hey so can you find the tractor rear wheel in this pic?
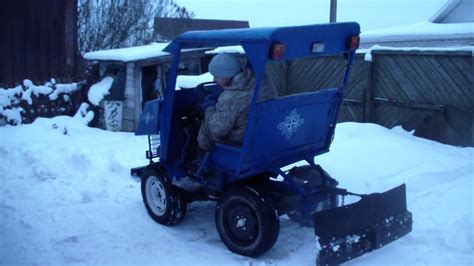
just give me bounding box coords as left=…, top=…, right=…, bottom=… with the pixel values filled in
left=215, top=186, right=279, bottom=257
left=141, top=169, right=187, bottom=225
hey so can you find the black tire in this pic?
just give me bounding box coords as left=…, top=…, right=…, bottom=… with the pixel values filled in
left=287, top=166, right=339, bottom=223
left=215, top=186, right=279, bottom=257
left=141, top=169, right=187, bottom=225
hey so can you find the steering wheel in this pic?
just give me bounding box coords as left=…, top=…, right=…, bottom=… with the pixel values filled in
left=193, top=82, right=220, bottom=100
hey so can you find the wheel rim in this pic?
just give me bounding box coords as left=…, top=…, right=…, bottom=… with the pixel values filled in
left=145, top=175, right=167, bottom=216
left=224, top=204, right=258, bottom=246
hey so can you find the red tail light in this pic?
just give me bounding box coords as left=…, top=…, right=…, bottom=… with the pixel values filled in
left=270, top=43, right=286, bottom=60
left=349, top=36, right=360, bottom=51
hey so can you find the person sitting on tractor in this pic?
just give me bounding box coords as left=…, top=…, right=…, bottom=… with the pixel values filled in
left=197, top=53, right=278, bottom=151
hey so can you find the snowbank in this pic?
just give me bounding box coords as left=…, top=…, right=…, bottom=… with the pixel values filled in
left=0, top=118, right=472, bottom=265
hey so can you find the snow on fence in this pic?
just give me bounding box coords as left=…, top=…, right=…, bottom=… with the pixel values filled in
left=266, top=49, right=473, bottom=146
left=0, top=79, right=84, bottom=126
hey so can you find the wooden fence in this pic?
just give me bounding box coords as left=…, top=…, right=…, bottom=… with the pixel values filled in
left=267, top=50, right=473, bottom=146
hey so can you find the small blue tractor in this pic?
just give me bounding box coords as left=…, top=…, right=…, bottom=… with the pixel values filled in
left=132, top=22, right=412, bottom=265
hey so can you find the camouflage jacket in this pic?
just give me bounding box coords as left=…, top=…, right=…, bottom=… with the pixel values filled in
left=197, top=69, right=278, bottom=150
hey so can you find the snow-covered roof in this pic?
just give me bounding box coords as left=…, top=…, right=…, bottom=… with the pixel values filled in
left=360, top=0, right=474, bottom=46
left=83, top=43, right=170, bottom=62
left=361, top=21, right=474, bottom=42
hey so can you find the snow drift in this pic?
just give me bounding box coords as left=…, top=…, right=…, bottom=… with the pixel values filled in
left=0, top=117, right=472, bottom=265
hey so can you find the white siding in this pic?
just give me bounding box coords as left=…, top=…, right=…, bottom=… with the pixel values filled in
left=442, top=0, right=474, bottom=23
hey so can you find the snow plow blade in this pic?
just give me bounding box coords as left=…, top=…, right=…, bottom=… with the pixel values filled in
left=313, top=184, right=412, bottom=265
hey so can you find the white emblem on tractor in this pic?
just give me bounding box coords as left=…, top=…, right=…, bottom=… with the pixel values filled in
left=277, top=109, right=305, bottom=140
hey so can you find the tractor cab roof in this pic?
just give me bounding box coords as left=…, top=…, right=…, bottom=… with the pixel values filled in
left=164, top=22, right=360, bottom=72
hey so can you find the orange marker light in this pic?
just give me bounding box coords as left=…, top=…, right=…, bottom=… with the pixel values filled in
left=271, top=43, right=286, bottom=60
left=349, top=36, right=360, bottom=51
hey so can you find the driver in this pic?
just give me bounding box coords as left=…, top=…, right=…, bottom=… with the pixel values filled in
left=197, top=53, right=278, bottom=151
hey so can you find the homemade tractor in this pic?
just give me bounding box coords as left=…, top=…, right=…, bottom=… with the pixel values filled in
left=132, top=23, right=412, bottom=265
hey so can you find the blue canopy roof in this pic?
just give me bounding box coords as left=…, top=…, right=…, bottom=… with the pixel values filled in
left=163, top=22, right=360, bottom=59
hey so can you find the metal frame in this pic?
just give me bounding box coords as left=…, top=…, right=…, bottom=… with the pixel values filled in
left=136, top=22, right=361, bottom=221
left=133, top=23, right=414, bottom=264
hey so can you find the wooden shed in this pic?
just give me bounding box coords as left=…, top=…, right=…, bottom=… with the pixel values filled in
left=84, top=43, right=209, bottom=132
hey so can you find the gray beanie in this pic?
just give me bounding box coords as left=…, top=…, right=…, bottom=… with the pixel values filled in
left=209, top=53, right=242, bottom=78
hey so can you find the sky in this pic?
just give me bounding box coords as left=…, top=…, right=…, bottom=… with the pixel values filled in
left=176, top=0, right=448, bottom=32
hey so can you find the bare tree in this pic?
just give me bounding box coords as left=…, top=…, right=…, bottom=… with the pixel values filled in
left=78, top=0, right=194, bottom=54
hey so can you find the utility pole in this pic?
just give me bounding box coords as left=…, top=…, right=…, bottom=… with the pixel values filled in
left=330, top=0, right=337, bottom=22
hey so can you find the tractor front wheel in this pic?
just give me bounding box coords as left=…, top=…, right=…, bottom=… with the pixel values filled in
left=215, top=186, right=279, bottom=257
left=141, top=169, right=187, bottom=225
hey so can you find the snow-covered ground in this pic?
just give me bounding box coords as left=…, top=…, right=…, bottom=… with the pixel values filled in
left=0, top=116, right=472, bottom=265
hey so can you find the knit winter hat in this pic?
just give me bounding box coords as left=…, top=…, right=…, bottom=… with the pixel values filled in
left=208, top=53, right=242, bottom=78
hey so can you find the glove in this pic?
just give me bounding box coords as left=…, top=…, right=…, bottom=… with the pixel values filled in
left=203, top=98, right=217, bottom=110
left=203, top=87, right=223, bottom=110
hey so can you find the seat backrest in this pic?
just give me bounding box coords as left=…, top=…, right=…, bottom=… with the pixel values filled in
left=238, top=88, right=343, bottom=176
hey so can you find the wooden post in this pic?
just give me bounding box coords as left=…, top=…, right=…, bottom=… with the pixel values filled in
left=330, top=0, right=337, bottom=22
left=364, top=58, right=375, bottom=123
left=285, top=61, right=291, bottom=96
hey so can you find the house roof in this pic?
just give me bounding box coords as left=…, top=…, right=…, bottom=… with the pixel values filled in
left=430, top=0, right=474, bottom=23
left=154, top=18, right=249, bottom=41
left=361, top=22, right=474, bottom=41
left=361, top=0, right=474, bottom=47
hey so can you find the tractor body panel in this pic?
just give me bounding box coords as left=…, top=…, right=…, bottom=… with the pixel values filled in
left=133, top=22, right=412, bottom=265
